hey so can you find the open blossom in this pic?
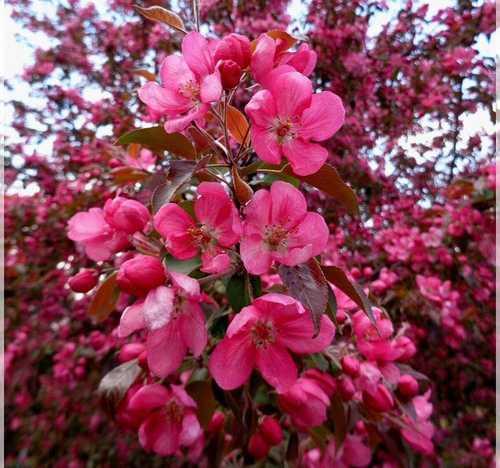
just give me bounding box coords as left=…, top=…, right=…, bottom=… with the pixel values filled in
left=401, top=390, right=435, bottom=456
left=209, top=293, right=335, bottom=391
left=127, top=383, right=202, bottom=456
left=154, top=182, right=241, bottom=274
left=278, top=369, right=336, bottom=430
left=241, top=181, right=329, bottom=275
left=138, top=32, right=222, bottom=133
left=251, top=34, right=317, bottom=86
left=245, top=70, right=345, bottom=175
left=67, top=207, right=128, bottom=261
left=118, top=272, right=207, bottom=378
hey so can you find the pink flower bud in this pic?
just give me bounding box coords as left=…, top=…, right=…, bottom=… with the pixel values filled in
left=363, top=384, right=394, bottom=412
left=207, top=411, right=225, bottom=433
left=394, top=336, right=417, bottom=361
left=218, top=59, right=243, bottom=89
left=398, top=374, right=419, bottom=398
left=104, top=197, right=149, bottom=234
left=338, top=376, right=356, bottom=401
left=248, top=432, right=270, bottom=459
left=214, top=33, right=251, bottom=68
left=341, top=355, right=360, bottom=377
left=118, top=343, right=146, bottom=363
left=260, top=416, right=283, bottom=446
left=117, top=255, right=166, bottom=296
left=68, top=268, right=99, bottom=293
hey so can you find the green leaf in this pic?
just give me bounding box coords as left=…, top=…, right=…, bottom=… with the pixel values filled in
left=226, top=273, right=251, bottom=312
left=88, top=272, right=119, bottom=323
left=278, top=259, right=329, bottom=336
left=97, top=360, right=142, bottom=415
left=164, top=255, right=201, bottom=274
left=116, top=126, right=196, bottom=159
left=321, top=265, right=376, bottom=327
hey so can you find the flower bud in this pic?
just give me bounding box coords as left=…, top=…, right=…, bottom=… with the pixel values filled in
left=341, top=355, right=360, bottom=377
left=398, top=374, right=419, bottom=398
left=260, top=416, right=283, bottom=446
left=363, top=384, right=394, bottom=412
left=338, top=376, right=356, bottom=401
left=68, top=268, right=99, bottom=293
left=119, top=343, right=146, bottom=363
left=248, top=432, right=270, bottom=459
left=104, top=197, right=150, bottom=234
left=214, top=33, right=251, bottom=68
left=207, top=411, right=225, bottom=433
left=394, top=336, right=417, bottom=361
left=117, top=255, right=166, bottom=296
left=218, top=60, right=243, bottom=89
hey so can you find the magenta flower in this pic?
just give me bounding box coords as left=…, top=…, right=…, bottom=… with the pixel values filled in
left=128, top=383, right=202, bottom=456
left=67, top=207, right=128, bottom=261
left=138, top=32, right=222, bottom=133
left=103, top=196, right=150, bottom=235
left=245, top=70, right=345, bottom=175
left=240, top=181, right=329, bottom=275
left=209, top=293, right=335, bottom=392
left=154, top=182, right=241, bottom=274
left=118, top=271, right=207, bottom=378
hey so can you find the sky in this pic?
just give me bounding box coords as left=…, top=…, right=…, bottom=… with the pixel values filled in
left=1, top=0, right=498, bottom=195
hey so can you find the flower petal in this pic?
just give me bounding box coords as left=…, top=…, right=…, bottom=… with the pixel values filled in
left=170, top=271, right=200, bottom=297
left=139, top=411, right=181, bottom=456
left=179, top=302, right=207, bottom=356
left=245, top=89, right=277, bottom=128
left=164, top=104, right=209, bottom=133
left=299, top=91, right=345, bottom=141
left=287, top=212, right=329, bottom=257
left=119, top=300, right=145, bottom=337
left=250, top=34, right=276, bottom=83
left=278, top=314, right=335, bottom=354
left=182, top=32, right=214, bottom=78
left=250, top=126, right=282, bottom=166
left=256, top=344, right=297, bottom=392
left=143, top=286, right=175, bottom=331
left=128, top=383, right=170, bottom=413
left=160, top=54, right=196, bottom=90
left=180, top=412, right=202, bottom=446
left=240, top=234, right=272, bottom=275
left=138, top=81, right=189, bottom=114
left=282, top=138, right=328, bottom=176
left=268, top=71, right=312, bottom=118
left=147, top=323, right=186, bottom=378
left=209, top=332, right=256, bottom=390
left=270, top=180, right=307, bottom=229
left=200, top=72, right=222, bottom=103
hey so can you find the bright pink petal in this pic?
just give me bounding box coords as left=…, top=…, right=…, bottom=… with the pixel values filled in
left=245, top=89, right=277, bottom=128
left=179, top=302, right=207, bottom=356
left=273, top=243, right=313, bottom=267
left=143, top=286, right=175, bottom=331
left=251, top=126, right=282, bottom=165
left=67, top=208, right=110, bottom=242
left=209, top=332, right=256, bottom=390
left=278, top=314, right=335, bottom=354
left=180, top=413, right=202, bottom=446
left=84, top=239, right=115, bottom=262
left=139, top=411, right=181, bottom=456
left=287, top=212, right=329, bottom=257
left=119, top=300, right=145, bottom=337
left=282, top=138, right=328, bottom=176
left=164, top=104, right=209, bottom=133
left=226, top=305, right=260, bottom=337
left=138, top=81, right=189, bottom=114
left=201, top=251, right=232, bottom=274
left=299, top=91, right=345, bottom=141
left=342, top=435, right=372, bottom=467
left=240, top=235, right=272, bottom=275
left=159, top=54, right=196, bottom=90
left=182, top=32, right=214, bottom=78
left=244, top=188, right=272, bottom=228
left=268, top=71, right=312, bottom=118
left=250, top=34, right=276, bottom=83
left=280, top=43, right=317, bottom=76
left=256, top=344, right=297, bottom=392
left=170, top=271, right=200, bottom=297
left=128, top=383, right=170, bottom=413
left=171, top=384, right=197, bottom=408
left=270, top=180, right=307, bottom=229
left=200, top=72, right=222, bottom=103
left=147, top=323, right=186, bottom=378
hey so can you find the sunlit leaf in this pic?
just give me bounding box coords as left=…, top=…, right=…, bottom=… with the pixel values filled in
left=227, top=105, right=249, bottom=144
left=134, top=5, right=186, bottom=32
left=132, top=68, right=156, bottom=81
left=110, top=167, right=148, bottom=185
left=88, top=272, right=119, bottom=322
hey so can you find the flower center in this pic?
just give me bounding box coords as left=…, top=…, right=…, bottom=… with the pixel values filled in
left=179, top=80, right=200, bottom=101
left=188, top=225, right=213, bottom=247
left=164, top=400, right=183, bottom=423
left=264, top=224, right=288, bottom=251
left=272, top=118, right=297, bottom=144
left=251, top=320, right=276, bottom=348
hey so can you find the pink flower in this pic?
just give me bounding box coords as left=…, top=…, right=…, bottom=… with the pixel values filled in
left=401, top=390, right=435, bottom=456
left=245, top=70, right=344, bottom=175
left=240, top=181, right=329, bottom=275
left=103, top=197, right=150, bottom=235
left=209, top=293, right=335, bottom=391
left=138, top=32, right=222, bottom=133
left=278, top=370, right=336, bottom=430
left=116, top=254, right=167, bottom=297
left=118, top=272, right=207, bottom=378
left=68, top=268, right=99, bottom=293
left=128, top=383, right=202, bottom=456
left=214, top=33, right=251, bottom=89
left=123, top=148, right=156, bottom=171
left=154, top=182, right=241, bottom=274
left=67, top=207, right=128, bottom=261
left=251, top=34, right=317, bottom=86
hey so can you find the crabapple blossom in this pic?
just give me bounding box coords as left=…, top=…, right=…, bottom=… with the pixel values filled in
left=138, top=32, right=222, bottom=133
left=67, top=269, right=99, bottom=293
left=154, top=182, right=241, bottom=274
left=209, top=293, right=335, bottom=391
left=103, top=197, right=150, bottom=235
left=214, top=33, right=251, bottom=89
left=245, top=70, right=345, bottom=175
left=240, top=181, right=329, bottom=274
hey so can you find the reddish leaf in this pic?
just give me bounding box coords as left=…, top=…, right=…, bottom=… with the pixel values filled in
left=88, top=272, right=119, bottom=322
left=117, top=126, right=196, bottom=159
left=185, top=380, right=217, bottom=429
left=251, top=30, right=298, bottom=52
left=286, top=164, right=359, bottom=216
left=227, top=105, right=249, bottom=144
left=321, top=265, right=376, bottom=326
left=132, top=68, right=156, bottom=81
left=231, top=166, right=253, bottom=204
left=97, top=360, right=142, bottom=415
left=329, top=395, right=347, bottom=446
left=134, top=5, right=186, bottom=32
left=278, top=258, right=329, bottom=335
left=110, top=167, right=148, bottom=185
